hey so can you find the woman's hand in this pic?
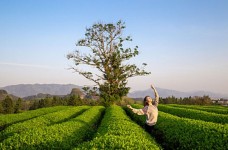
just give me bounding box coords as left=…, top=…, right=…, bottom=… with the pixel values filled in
left=151, top=84, right=155, bottom=89
left=127, top=105, right=133, bottom=110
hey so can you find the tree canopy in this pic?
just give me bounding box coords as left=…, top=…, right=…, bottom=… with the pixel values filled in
left=67, top=20, right=150, bottom=105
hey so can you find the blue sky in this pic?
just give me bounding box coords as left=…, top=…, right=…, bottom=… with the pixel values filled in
left=0, top=0, right=228, bottom=94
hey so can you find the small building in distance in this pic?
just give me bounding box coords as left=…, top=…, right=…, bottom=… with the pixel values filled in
left=212, top=98, right=228, bottom=106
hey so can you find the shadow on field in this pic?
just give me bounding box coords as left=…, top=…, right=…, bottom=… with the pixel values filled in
left=0, top=108, right=88, bottom=142
left=12, top=109, right=105, bottom=149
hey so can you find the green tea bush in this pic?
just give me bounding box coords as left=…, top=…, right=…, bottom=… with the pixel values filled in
left=0, top=106, right=105, bottom=150
left=0, top=106, right=90, bottom=140
left=158, top=104, right=228, bottom=124
left=0, top=106, right=68, bottom=130
left=128, top=104, right=228, bottom=150
left=75, top=105, right=161, bottom=150
left=168, top=104, right=228, bottom=114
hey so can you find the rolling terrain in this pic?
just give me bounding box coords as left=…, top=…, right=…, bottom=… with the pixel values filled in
left=1, top=84, right=227, bottom=99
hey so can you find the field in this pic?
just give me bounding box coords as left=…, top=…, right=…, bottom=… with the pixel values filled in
left=0, top=104, right=227, bottom=149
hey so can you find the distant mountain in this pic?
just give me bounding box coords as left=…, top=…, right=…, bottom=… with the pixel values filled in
left=0, top=90, right=19, bottom=101
left=1, top=84, right=82, bottom=98
left=1, top=84, right=227, bottom=99
left=23, top=93, right=54, bottom=100
left=23, top=88, right=85, bottom=100
left=127, top=87, right=228, bottom=99
left=128, top=88, right=187, bottom=99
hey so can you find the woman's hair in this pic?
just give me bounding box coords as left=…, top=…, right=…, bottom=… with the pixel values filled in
left=143, top=96, right=150, bottom=106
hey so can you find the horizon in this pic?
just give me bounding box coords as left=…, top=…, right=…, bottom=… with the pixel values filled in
left=1, top=83, right=227, bottom=96
left=0, top=0, right=228, bottom=94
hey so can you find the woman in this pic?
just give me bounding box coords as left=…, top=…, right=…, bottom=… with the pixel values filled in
left=127, top=84, right=159, bottom=133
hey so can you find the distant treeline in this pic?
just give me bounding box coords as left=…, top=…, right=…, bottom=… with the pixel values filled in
left=0, top=95, right=220, bottom=114
left=0, top=95, right=99, bottom=114
left=0, top=95, right=135, bottom=114
left=133, top=95, right=215, bottom=106
left=160, top=95, right=213, bottom=105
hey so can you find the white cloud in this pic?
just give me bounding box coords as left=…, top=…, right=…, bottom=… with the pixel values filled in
left=0, top=62, right=53, bottom=69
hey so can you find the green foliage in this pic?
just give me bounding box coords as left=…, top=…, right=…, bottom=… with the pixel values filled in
left=75, top=105, right=161, bottom=149
left=38, top=97, right=52, bottom=108
left=168, top=104, right=228, bottom=114
left=67, top=20, right=150, bottom=105
left=29, top=95, right=94, bottom=110
left=116, top=96, right=135, bottom=106
left=123, top=104, right=146, bottom=127
left=0, top=102, right=4, bottom=113
left=128, top=104, right=228, bottom=150
left=158, top=104, right=228, bottom=124
left=157, top=112, right=228, bottom=150
left=0, top=106, right=68, bottom=130
left=82, top=86, right=99, bottom=99
left=0, top=106, right=89, bottom=140
left=2, top=96, right=14, bottom=114
left=67, top=95, right=82, bottom=106
left=0, top=106, right=105, bottom=149
left=51, top=96, right=67, bottom=106
left=160, top=95, right=213, bottom=105
left=29, top=100, right=39, bottom=110
left=99, top=82, right=130, bottom=106
left=1, top=105, right=227, bottom=149
left=14, top=98, right=22, bottom=113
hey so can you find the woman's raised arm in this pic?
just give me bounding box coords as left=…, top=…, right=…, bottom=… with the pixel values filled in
left=151, top=84, right=159, bottom=106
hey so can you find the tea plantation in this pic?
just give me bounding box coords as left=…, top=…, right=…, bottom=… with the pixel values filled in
left=0, top=104, right=227, bottom=149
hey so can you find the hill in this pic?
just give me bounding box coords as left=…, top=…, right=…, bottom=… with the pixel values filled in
left=0, top=90, right=19, bottom=101
left=1, top=84, right=227, bottom=99
left=1, top=84, right=81, bottom=98
left=128, top=87, right=228, bottom=99
left=23, top=88, right=85, bottom=100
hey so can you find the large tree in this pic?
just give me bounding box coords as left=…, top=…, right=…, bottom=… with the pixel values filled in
left=2, top=95, right=14, bottom=114
left=67, top=20, right=150, bottom=105
left=14, top=98, right=22, bottom=113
